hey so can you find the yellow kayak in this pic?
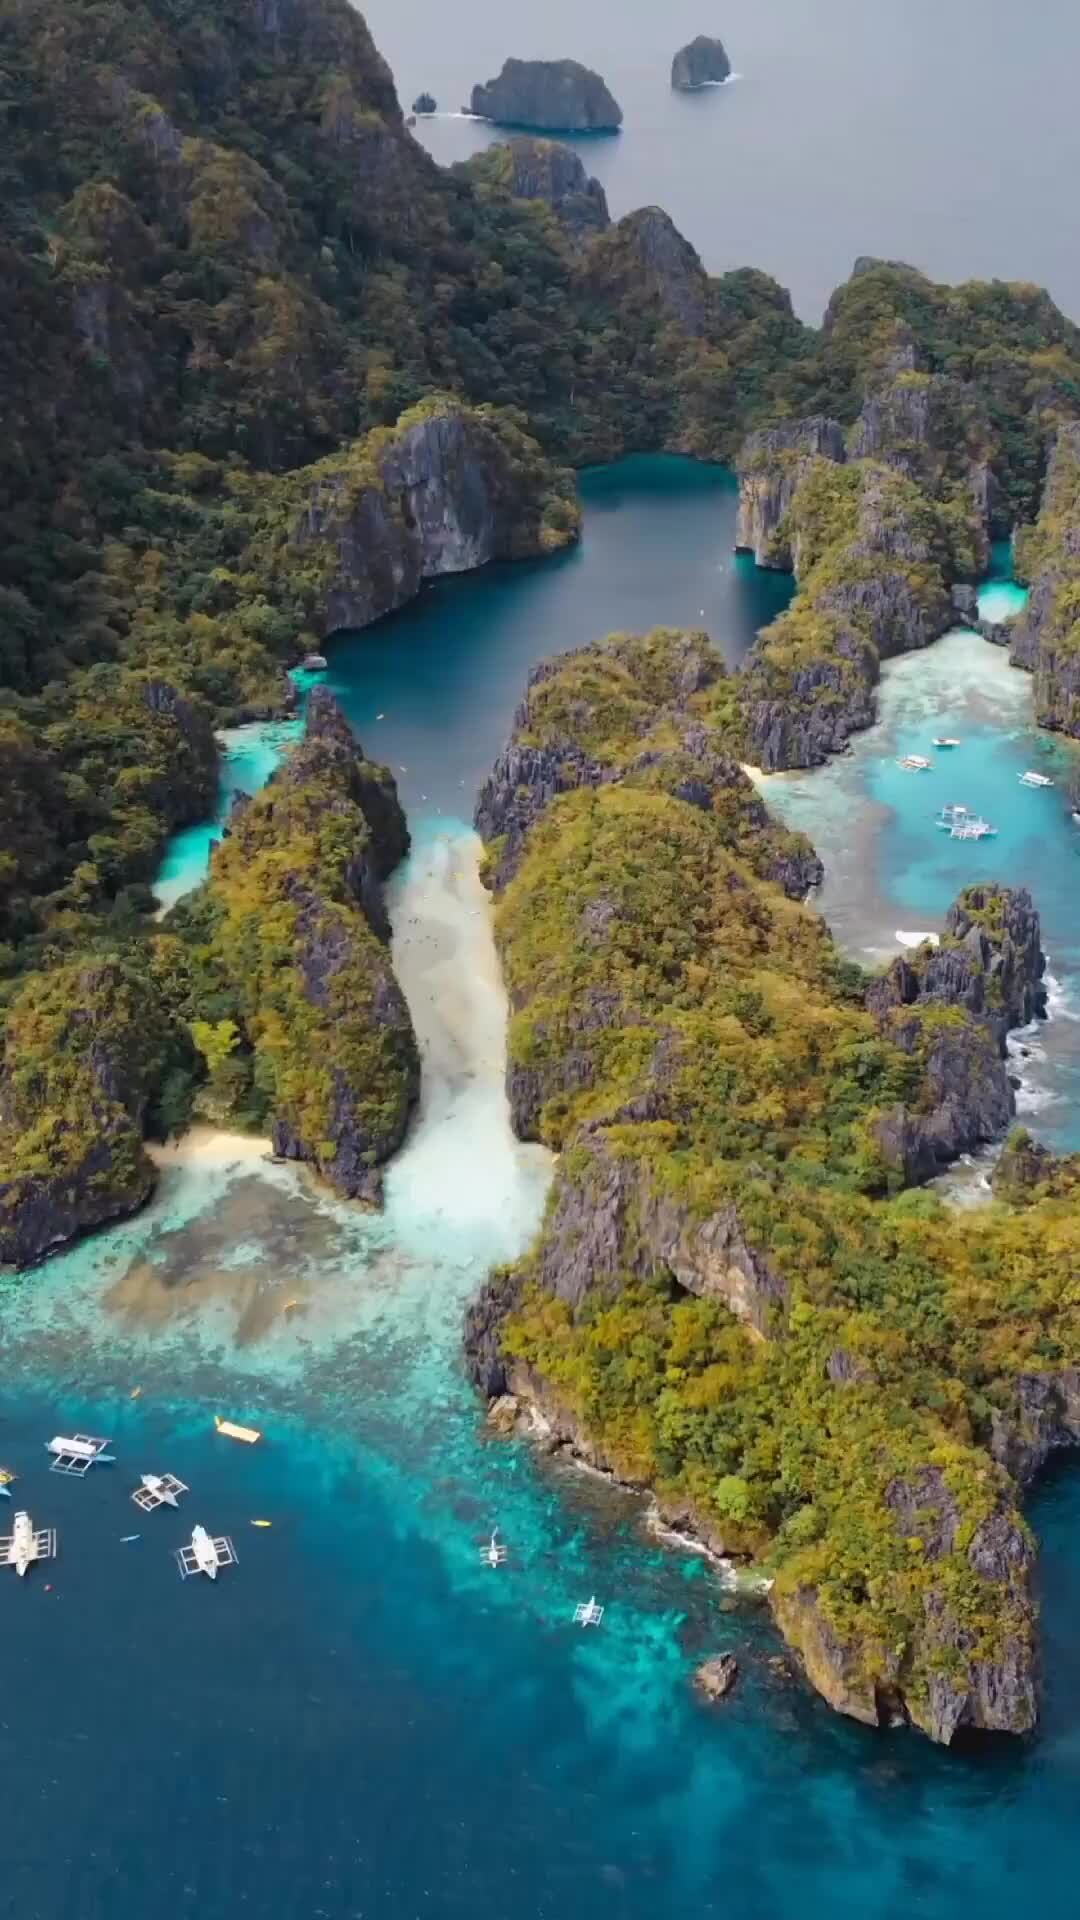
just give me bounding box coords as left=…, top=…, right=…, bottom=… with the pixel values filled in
left=251, top=1519, right=273, bottom=1529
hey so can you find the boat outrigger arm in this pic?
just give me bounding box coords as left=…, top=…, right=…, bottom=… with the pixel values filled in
left=46, top=1434, right=115, bottom=1476
left=175, top=1525, right=238, bottom=1581
left=481, top=1529, right=508, bottom=1568
left=133, top=1473, right=189, bottom=1513
left=0, top=1512, right=56, bottom=1577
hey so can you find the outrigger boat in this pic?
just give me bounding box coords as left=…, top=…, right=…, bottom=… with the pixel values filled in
left=1019, top=769, right=1054, bottom=788
left=175, top=1524, right=238, bottom=1581
left=951, top=816, right=998, bottom=840
left=573, top=1596, right=605, bottom=1627
left=46, top=1434, right=114, bottom=1476
left=933, top=738, right=961, bottom=749
left=480, top=1528, right=508, bottom=1569
left=132, top=1472, right=188, bottom=1513
left=0, top=1511, right=56, bottom=1578
left=897, top=755, right=932, bottom=771
left=936, top=804, right=972, bottom=830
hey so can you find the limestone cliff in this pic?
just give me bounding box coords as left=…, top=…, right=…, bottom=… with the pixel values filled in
left=470, top=58, right=623, bottom=132
left=1011, top=422, right=1080, bottom=736
left=671, top=37, right=732, bottom=89
left=200, top=689, right=419, bottom=1199
left=587, top=208, right=710, bottom=337
left=0, top=958, right=171, bottom=1267
left=735, top=417, right=846, bottom=569
left=464, top=647, right=1064, bottom=1747
left=464, top=139, right=610, bottom=239
left=740, top=459, right=958, bottom=769
left=475, top=628, right=821, bottom=898
left=280, top=399, right=580, bottom=639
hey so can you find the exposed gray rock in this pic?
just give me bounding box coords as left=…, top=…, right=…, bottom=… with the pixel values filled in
left=290, top=404, right=577, bottom=637
left=603, top=206, right=708, bottom=334
left=735, top=417, right=846, bottom=569
left=672, top=36, right=732, bottom=89
left=865, top=886, right=1046, bottom=1180
left=1009, top=423, right=1080, bottom=736
left=695, top=1654, right=739, bottom=1700
left=470, top=58, right=623, bottom=132
left=848, top=371, right=996, bottom=566
left=494, top=137, right=609, bottom=236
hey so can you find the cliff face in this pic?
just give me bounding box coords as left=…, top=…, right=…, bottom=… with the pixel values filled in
left=589, top=207, right=710, bottom=336
left=735, top=417, right=846, bottom=569
left=864, top=887, right=1046, bottom=1180
left=201, top=689, right=418, bottom=1197
left=0, top=959, right=170, bottom=1267
left=671, top=37, right=732, bottom=89
left=847, top=366, right=998, bottom=569
left=475, top=628, right=821, bottom=898
left=740, top=459, right=957, bottom=769
left=1011, top=423, right=1080, bottom=736
left=284, top=400, right=580, bottom=638
left=464, top=644, right=1071, bottom=1747
left=773, top=1472, right=1037, bottom=1745
left=473, top=139, right=610, bottom=238
left=470, top=58, right=623, bottom=132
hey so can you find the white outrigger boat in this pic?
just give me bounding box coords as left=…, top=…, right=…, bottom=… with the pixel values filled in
left=951, top=816, right=998, bottom=840
left=897, top=755, right=932, bottom=771
left=573, top=1596, right=605, bottom=1627
left=0, top=1511, right=56, bottom=1578
left=933, top=737, right=961, bottom=749
left=132, top=1472, right=188, bottom=1513
left=175, top=1524, right=238, bottom=1581
left=1019, top=769, right=1054, bottom=788
left=46, top=1434, right=114, bottom=1476
left=480, top=1528, right=508, bottom=1569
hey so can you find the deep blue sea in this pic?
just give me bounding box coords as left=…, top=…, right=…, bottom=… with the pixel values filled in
left=368, top=0, right=1080, bottom=323
left=5, top=458, right=1080, bottom=1916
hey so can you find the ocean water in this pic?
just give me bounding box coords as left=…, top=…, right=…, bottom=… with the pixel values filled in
left=8, top=471, right=1080, bottom=1915
left=759, top=627, right=1080, bottom=1149
left=310, top=457, right=788, bottom=819
left=367, top=0, right=1080, bottom=322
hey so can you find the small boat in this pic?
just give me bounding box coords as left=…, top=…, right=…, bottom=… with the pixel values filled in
left=897, top=755, right=932, bottom=771
left=120, top=1534, right=141, bottom=1544
left=250, top=1519, right=273, bottom=1529
left=936, top=804, right=972, bottom=830
left=933, top=738, right=961, bottom=749
left=951, top=816, right=998, bottom=840
left=480, top=1528, right=508, bottom=1569
left=300, top=652, right=328, bottom=672
left=46, top=1434, right=115, bottom=1476
left=214, top=1416, right=261, bottom=1445
left=573, top=1596, right=605, bottom=1627
left=0, top=1469, right=17, bottom=1499
left=1019, top=770, right=1054, bottom=788
left=176, top=1524, right=238, bottom=1581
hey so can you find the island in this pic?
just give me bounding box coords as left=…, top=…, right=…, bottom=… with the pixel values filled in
left=469, top=58, right=623, bottom=132
left=465, top=626, right=1075, bottom=1746
left=671, top=36, right=732, bottom=90
left=5, top=0, right=1080, bottom=1751
left=411, top=92, right=437, bottom=114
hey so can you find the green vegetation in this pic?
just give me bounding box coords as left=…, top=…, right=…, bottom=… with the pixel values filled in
left=479, top=633, right=1079, bottom=1738
left=166, top=696, right=419, bottom=1184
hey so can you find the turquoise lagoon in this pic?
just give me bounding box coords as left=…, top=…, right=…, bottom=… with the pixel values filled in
left=6, top=466, right=1080, bottom=1917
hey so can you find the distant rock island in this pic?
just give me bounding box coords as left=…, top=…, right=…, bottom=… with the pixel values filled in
left=469, top=58, right=623, bottom=132
left=412, top=92, right=437, bottom=115
left=671, top=36, right=732, bottom=89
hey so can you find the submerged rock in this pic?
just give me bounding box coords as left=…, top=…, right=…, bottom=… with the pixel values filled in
left=671, top=36, right=732, bottom=89
left=695, top=1654, right=739, bottom=1699
left=469, top=58, right=623, bottom=132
